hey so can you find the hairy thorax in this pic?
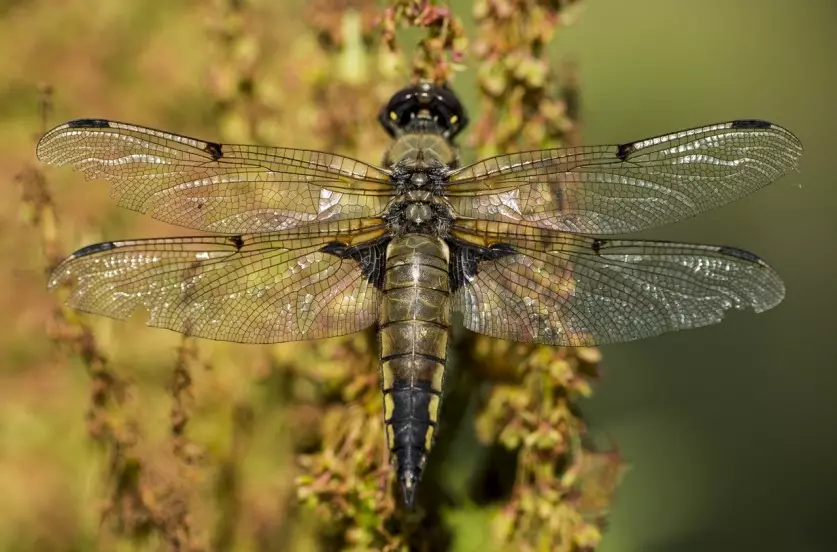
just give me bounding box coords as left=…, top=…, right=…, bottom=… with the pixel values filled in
left=383, top=133, right=457, bottom=238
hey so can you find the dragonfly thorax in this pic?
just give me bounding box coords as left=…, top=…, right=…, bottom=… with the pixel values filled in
left=383, top=190, right=452, bottom=237
left=409, top=172, right=429, bottom=188
left=405, top=203, right=433, bottom=225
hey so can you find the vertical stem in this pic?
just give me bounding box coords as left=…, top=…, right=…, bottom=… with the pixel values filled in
left=18, top=86, right=154, bottom=548
left=469, top=1, right=620, bottom=549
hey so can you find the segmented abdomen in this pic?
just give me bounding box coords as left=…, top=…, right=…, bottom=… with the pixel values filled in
left=379, top=234, right=450, bottom=506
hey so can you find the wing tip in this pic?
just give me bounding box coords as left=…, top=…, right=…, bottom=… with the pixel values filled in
left=46, top=242, right=117, bottom=290
left=758, top=273, right=786, bottom=313
left=729, top=119, right=803, bottom=156
left=730, top=119, right=773, bottom=130
left=715, top=245, right=786, bottom=312
left=66, top=118, right=113, bottom=129
left=37, top=119, right=115, bottom=163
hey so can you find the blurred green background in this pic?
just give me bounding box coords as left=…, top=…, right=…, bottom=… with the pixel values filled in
left=553, top=1, right=837, bottom=551
left=2, top=0, right=836, bottom=551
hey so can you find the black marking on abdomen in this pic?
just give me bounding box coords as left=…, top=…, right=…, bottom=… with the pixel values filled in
left=447, top=238, right=516, bottom=292
left=384, top=262, right=449, bottom=274
left=730, top=119, right=772, bottom=129
left=386, top=383, right=436, bottom=423
left=67, top=118, right=111, bottom=129
left=382, top=351, right=446, bottom=365
left=73, top=241, right=116, bottom=258
left=386, top=380, right=440, bottom=507
left=321, top=237, right=391, bottom=289
left=385, top=378, right=438, bottom=394
left=382, top=281, right=449, bottom=294
left=379, top=318, right=449, bottom=331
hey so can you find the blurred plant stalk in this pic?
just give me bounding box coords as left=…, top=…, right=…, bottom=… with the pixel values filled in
left=468, top=0, right=622, bottom=550
left=18, top=86, right=204, bottom=551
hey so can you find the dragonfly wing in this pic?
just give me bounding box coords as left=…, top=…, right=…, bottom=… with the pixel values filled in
left=49, top=221, right=388, bottom=343
left=450, top=222, right=784, bottom=346
left=446, top=120, right=801, bottom=234
left=37, top=119, right=394, bottom=233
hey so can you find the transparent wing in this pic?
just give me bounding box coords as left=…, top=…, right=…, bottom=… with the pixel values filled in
left=446, top=120, right=801, bottom=234
left=451, top=222, right=784, bottom=346
left=48, top=221, right=387, bottom=343
left=37, top=119, right=394, bottom=233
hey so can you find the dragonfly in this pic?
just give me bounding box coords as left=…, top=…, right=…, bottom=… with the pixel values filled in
left=37, top=82, right=802, bottom=507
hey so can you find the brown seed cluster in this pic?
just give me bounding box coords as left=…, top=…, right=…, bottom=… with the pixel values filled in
left=19, top=1, right=618, bottom=550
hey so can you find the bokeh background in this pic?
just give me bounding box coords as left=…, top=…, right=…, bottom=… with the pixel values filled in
left=2, top=0, right=836, bottom=551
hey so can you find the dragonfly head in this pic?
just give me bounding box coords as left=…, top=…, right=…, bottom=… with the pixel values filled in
left=379, top=81, right=469, bottom=140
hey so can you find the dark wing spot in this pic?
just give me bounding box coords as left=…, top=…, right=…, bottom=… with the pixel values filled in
left=448, top=238, right=516, bottom=292
left=717, top=245, right=763, bottom=263
left=204, top=141, right=223, bottom=161
left=320, top=241, right=347, bottom=257
left=67, top=119, right=111, bottom=129
left=321, top=237, right=390, bottom=289
left=229, top=235, right=244, bottom=250
left=489, top=243, right=516, bottom=255
left=730, top=119, right=772, bottom=129
left=591, top=238, right=607, bottom=254
left=616, top=142, right=635, bottom=161
left=72, top=241, right=116, bottom=258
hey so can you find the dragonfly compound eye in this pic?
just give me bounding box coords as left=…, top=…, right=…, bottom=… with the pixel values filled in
left=378, top=82, right=469, bottom=140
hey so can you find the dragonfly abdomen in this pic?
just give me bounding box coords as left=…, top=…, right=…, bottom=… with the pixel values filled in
left=379, top=234, right=450, bottom=507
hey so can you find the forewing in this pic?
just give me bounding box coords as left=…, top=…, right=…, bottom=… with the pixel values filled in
left=48, top=221, right=387, bottom=343
left=451, top=223, right=784, bottom=346
left=447, top=121, right=801, bottom=234
left=37, top=119, right=394, bottom=233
